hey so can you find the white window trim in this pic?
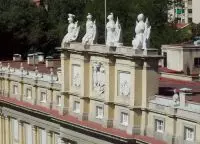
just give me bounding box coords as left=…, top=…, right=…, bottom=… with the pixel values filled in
left=56, top=95, right=61, bottom=106
left=26, top=88, right=32, bottom=99
left=184, top=126, right=195, bottom=142
left=120, top=112, right=128, bottom=126
left=40, top=92, right=47, bottom=103
left=96, top=106, right=103, bottom=119
left=155, top=119, right=164, bottom=133
left=73, top=101, right=80, bottom=113
left=13, top=85, right=18, bottom=95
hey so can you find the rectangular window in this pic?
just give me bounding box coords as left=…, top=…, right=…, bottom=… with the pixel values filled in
left=40, top=92, right=47, bottom=102
left=194, top=58, right=200, bottom=67
left=26, top=88, right=32, bottom=99
left=40, top=129, right=46, bottom=144
left=120, top=112, right=128, bottom=126
left=184, top=127, right=194, bottom=142
left=26, top=124, right=32, bottom=144
left=73, top=101, right=80, bottom=113
left=13, top=85, right=18, bottom=95
left=12, top=119, right=19, bottom=142
left=96, top=106, right=103, bottom=119
left=155, top=119, right=164, bottom=133
left=56, top=95, right=61, bottom=106
left=188, top=9, right=192, bottom=14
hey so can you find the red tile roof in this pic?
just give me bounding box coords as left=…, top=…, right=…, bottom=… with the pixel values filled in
left=1, top=60, right=60, bottom=74
left=159, top=77, right=200, bottom=103
left=0, top=96, right=166, bottom=144
left=159, top=67, right=183, bottom=74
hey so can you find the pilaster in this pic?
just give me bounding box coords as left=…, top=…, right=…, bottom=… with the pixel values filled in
left=47, top=131, right=53, bottom=144
left=32, top=126, right=37, bottom=144
left=140, top=110, right=148, bottom=136
left=78, top=54, right=90, bottom=121
left=103, top=56, right=115, bottom=128
left=5, top=116, right=10, bottom=144
left=0, top=115, right=2, bottom=144
left=19, top=121, right=24, bottom=144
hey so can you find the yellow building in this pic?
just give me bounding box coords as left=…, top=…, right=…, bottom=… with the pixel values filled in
left=0, top=43, right=170, bottom=144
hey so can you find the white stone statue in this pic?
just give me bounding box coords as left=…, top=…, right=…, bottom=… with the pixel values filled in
left=173, top=89, right=180, bottom=106
left=82, top=13, right=97, bottom=45
left=61, top=14, right=80, bottom=47
left=93, top=62, right=105, bottom=96
left=106, top=13, right=123, bottom=47
left=132, top=13, right=151, bottom=49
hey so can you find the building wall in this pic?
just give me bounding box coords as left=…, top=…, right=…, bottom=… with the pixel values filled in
left=148, top=97, right=200, bottom=144
left=162, top=48, right=183, bottom=71
left=192, top=0, right=200, bottom=24
left=182, top=49, right=200, bottom=74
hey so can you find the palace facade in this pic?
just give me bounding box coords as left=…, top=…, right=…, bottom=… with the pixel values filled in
left=1, top=43, right=200, bottom=144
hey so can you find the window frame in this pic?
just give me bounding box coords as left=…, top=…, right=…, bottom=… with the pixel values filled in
left=40, top=92, right=47, bottom=103
left=26, top=88, right=32, bottom=99
left=96, top=106, right=104, bottom=119
left=120, top=112, right=129, bottom=126
left=13, top=85, right=18, bottom=95
left=73, top=101, right=80, bottom=113
left=56, top=95, right=61, bottom=106
left=184, top=126, right=195, bottom=142
left=155, top=119, right=164, bottom=133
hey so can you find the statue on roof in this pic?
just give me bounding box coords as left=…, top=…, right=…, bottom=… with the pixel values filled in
left=82, top=13, right=97, bottom=45
left=61, top=14, right=80, bottom=47
left=106, top=13, right=123, bottom=47
left=173, top=89, right=180, bottom=106
left=132, top=13, right=151, bottom=49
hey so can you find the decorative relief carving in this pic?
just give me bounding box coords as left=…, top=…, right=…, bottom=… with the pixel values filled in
left=72, top=65, right=81, bottom=89
left=119, top=72, right=131, bottom=97
left=92, top=62, right=105, bottom=96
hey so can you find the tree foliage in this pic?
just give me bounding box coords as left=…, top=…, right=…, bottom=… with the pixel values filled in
left=0, top=0, right=192, bottom=58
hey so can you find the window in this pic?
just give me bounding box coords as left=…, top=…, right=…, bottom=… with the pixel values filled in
left=188, top=18, right=193, bottom=23
left=96, top=106, right=103, bottom=119
left=194, top=58, right=200, bottom=67
left=163, top=52, right=167, bottom=67
left=56, top=95, right=61, bottom=106
left=13, top=85, right=18, bottom=95
left=188, top=9, right=192, bottom=14
left=40, top=92, right=47, bottom=102
left=26, top=124, right=32, bottom=144
left=12, top=119, right=19, bottom=141
left=120, top=112, right=128, bottom=126
left=40, top=129, right=46, bottom=144
left=184, top=127, right=194, bottom=142
left=155, top=119, right=164, bottom=133
left=26, top=88, right=32, bottom=99
left=73, top=101, right=80, bottom=113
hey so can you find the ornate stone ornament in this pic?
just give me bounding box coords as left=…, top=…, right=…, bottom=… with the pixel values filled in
left=92, top=62, right=105, bottom=96
left=82, top=13, right=97, bottom=45
left=106, top=13, right=123, bottom=47
left=132, top=13, right=151, bottom=50
left=61, top=14, right=80, bottom=47
left=72, top=65, right=81, bottom=89
left=119, top=72, right=130, bottom=97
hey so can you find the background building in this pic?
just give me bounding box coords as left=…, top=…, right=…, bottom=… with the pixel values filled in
left=168, top=0, right=200, bottom=24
